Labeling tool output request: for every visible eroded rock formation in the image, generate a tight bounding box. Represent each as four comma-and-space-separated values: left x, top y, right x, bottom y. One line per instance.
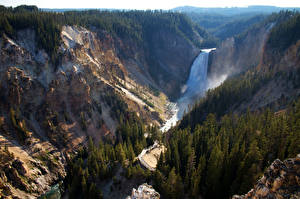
233, 154, 300, 199
126, 183, 160, 199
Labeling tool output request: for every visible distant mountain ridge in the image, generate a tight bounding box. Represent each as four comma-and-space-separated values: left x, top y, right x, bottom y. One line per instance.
173, 5, 300, 41
173, 5, 300, 15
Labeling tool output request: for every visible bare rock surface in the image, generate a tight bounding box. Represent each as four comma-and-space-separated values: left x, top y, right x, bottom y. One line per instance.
233, 154, 300, 199
126, 183, 160, 199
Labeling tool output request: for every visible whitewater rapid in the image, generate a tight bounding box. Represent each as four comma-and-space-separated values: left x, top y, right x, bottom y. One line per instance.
160, 48, 215, 132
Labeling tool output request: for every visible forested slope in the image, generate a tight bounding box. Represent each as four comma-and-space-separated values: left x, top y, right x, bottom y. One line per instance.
0, 5, 218, 198
0, 5, 299, 199
155, 100, 300, 198
157, 11, 300, 199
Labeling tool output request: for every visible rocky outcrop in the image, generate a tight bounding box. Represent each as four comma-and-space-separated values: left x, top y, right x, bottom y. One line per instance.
232, 154, 300, 199
0, 134, 66, 198
126, 183, 160, 199
138, 141, 166, 171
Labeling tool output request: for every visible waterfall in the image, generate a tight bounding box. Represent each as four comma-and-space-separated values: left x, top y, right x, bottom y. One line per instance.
181, 49, 211, 101
160, 48, 215, 132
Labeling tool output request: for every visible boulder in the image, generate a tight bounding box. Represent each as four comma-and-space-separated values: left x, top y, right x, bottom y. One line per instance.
126, 183, 160, 199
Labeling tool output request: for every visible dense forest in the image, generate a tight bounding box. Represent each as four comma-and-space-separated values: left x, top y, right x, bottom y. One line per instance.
64, 97, 300, 199
267, 12, 300, 52
154, 99, 300, 198
1, 5, 300, 199
0, 5, 217, 64
64, 112, 161, 198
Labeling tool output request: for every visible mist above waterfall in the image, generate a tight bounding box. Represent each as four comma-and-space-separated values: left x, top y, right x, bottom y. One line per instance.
207, 73, 228, 90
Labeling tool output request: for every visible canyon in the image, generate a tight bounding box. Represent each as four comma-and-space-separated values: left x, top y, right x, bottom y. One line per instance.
0, 10, 207, 198
0, 5, 300, 199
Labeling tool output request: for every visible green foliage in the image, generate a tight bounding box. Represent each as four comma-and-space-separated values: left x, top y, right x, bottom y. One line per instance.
155, 99, 300, 198
143, 99, 154, 108
267, 11, 300, 52
116, 117, 160, 154
129, 88, 155, 108
9, 108, 31, 143
80, 112, 87, 131
0, 17, 13, 36
14, 5, 39, 13
0, 7, 62, 64
65, 141, 111, 199
149, 85, 160, 97
102, 89, 128, 120
65, 110, 160, 198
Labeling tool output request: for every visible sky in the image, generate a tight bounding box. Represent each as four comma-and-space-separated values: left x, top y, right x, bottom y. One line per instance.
2, 0, 300, 10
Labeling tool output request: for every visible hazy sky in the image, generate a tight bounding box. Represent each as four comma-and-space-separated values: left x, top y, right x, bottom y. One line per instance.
2, 0, 300, 10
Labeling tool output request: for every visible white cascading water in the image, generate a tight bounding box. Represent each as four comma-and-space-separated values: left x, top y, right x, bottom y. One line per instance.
160, 48, 216, 132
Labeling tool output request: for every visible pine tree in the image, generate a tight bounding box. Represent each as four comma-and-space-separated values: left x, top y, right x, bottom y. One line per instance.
190, 155, 205, 197
0, 18, 13, 36
88, 183, 103, 199
165, 168, 184, 199
127, 141, 136, 161
206, 144, 224, 198
116, 143, 126, 163
184, 148, 195, 189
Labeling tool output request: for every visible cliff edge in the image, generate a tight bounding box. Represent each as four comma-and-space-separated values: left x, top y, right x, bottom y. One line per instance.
233, 154, 300, 199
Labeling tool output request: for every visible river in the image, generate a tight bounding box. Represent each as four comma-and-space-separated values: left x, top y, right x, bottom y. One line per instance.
38, 183, 61, 199
160, 48, 216, 132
